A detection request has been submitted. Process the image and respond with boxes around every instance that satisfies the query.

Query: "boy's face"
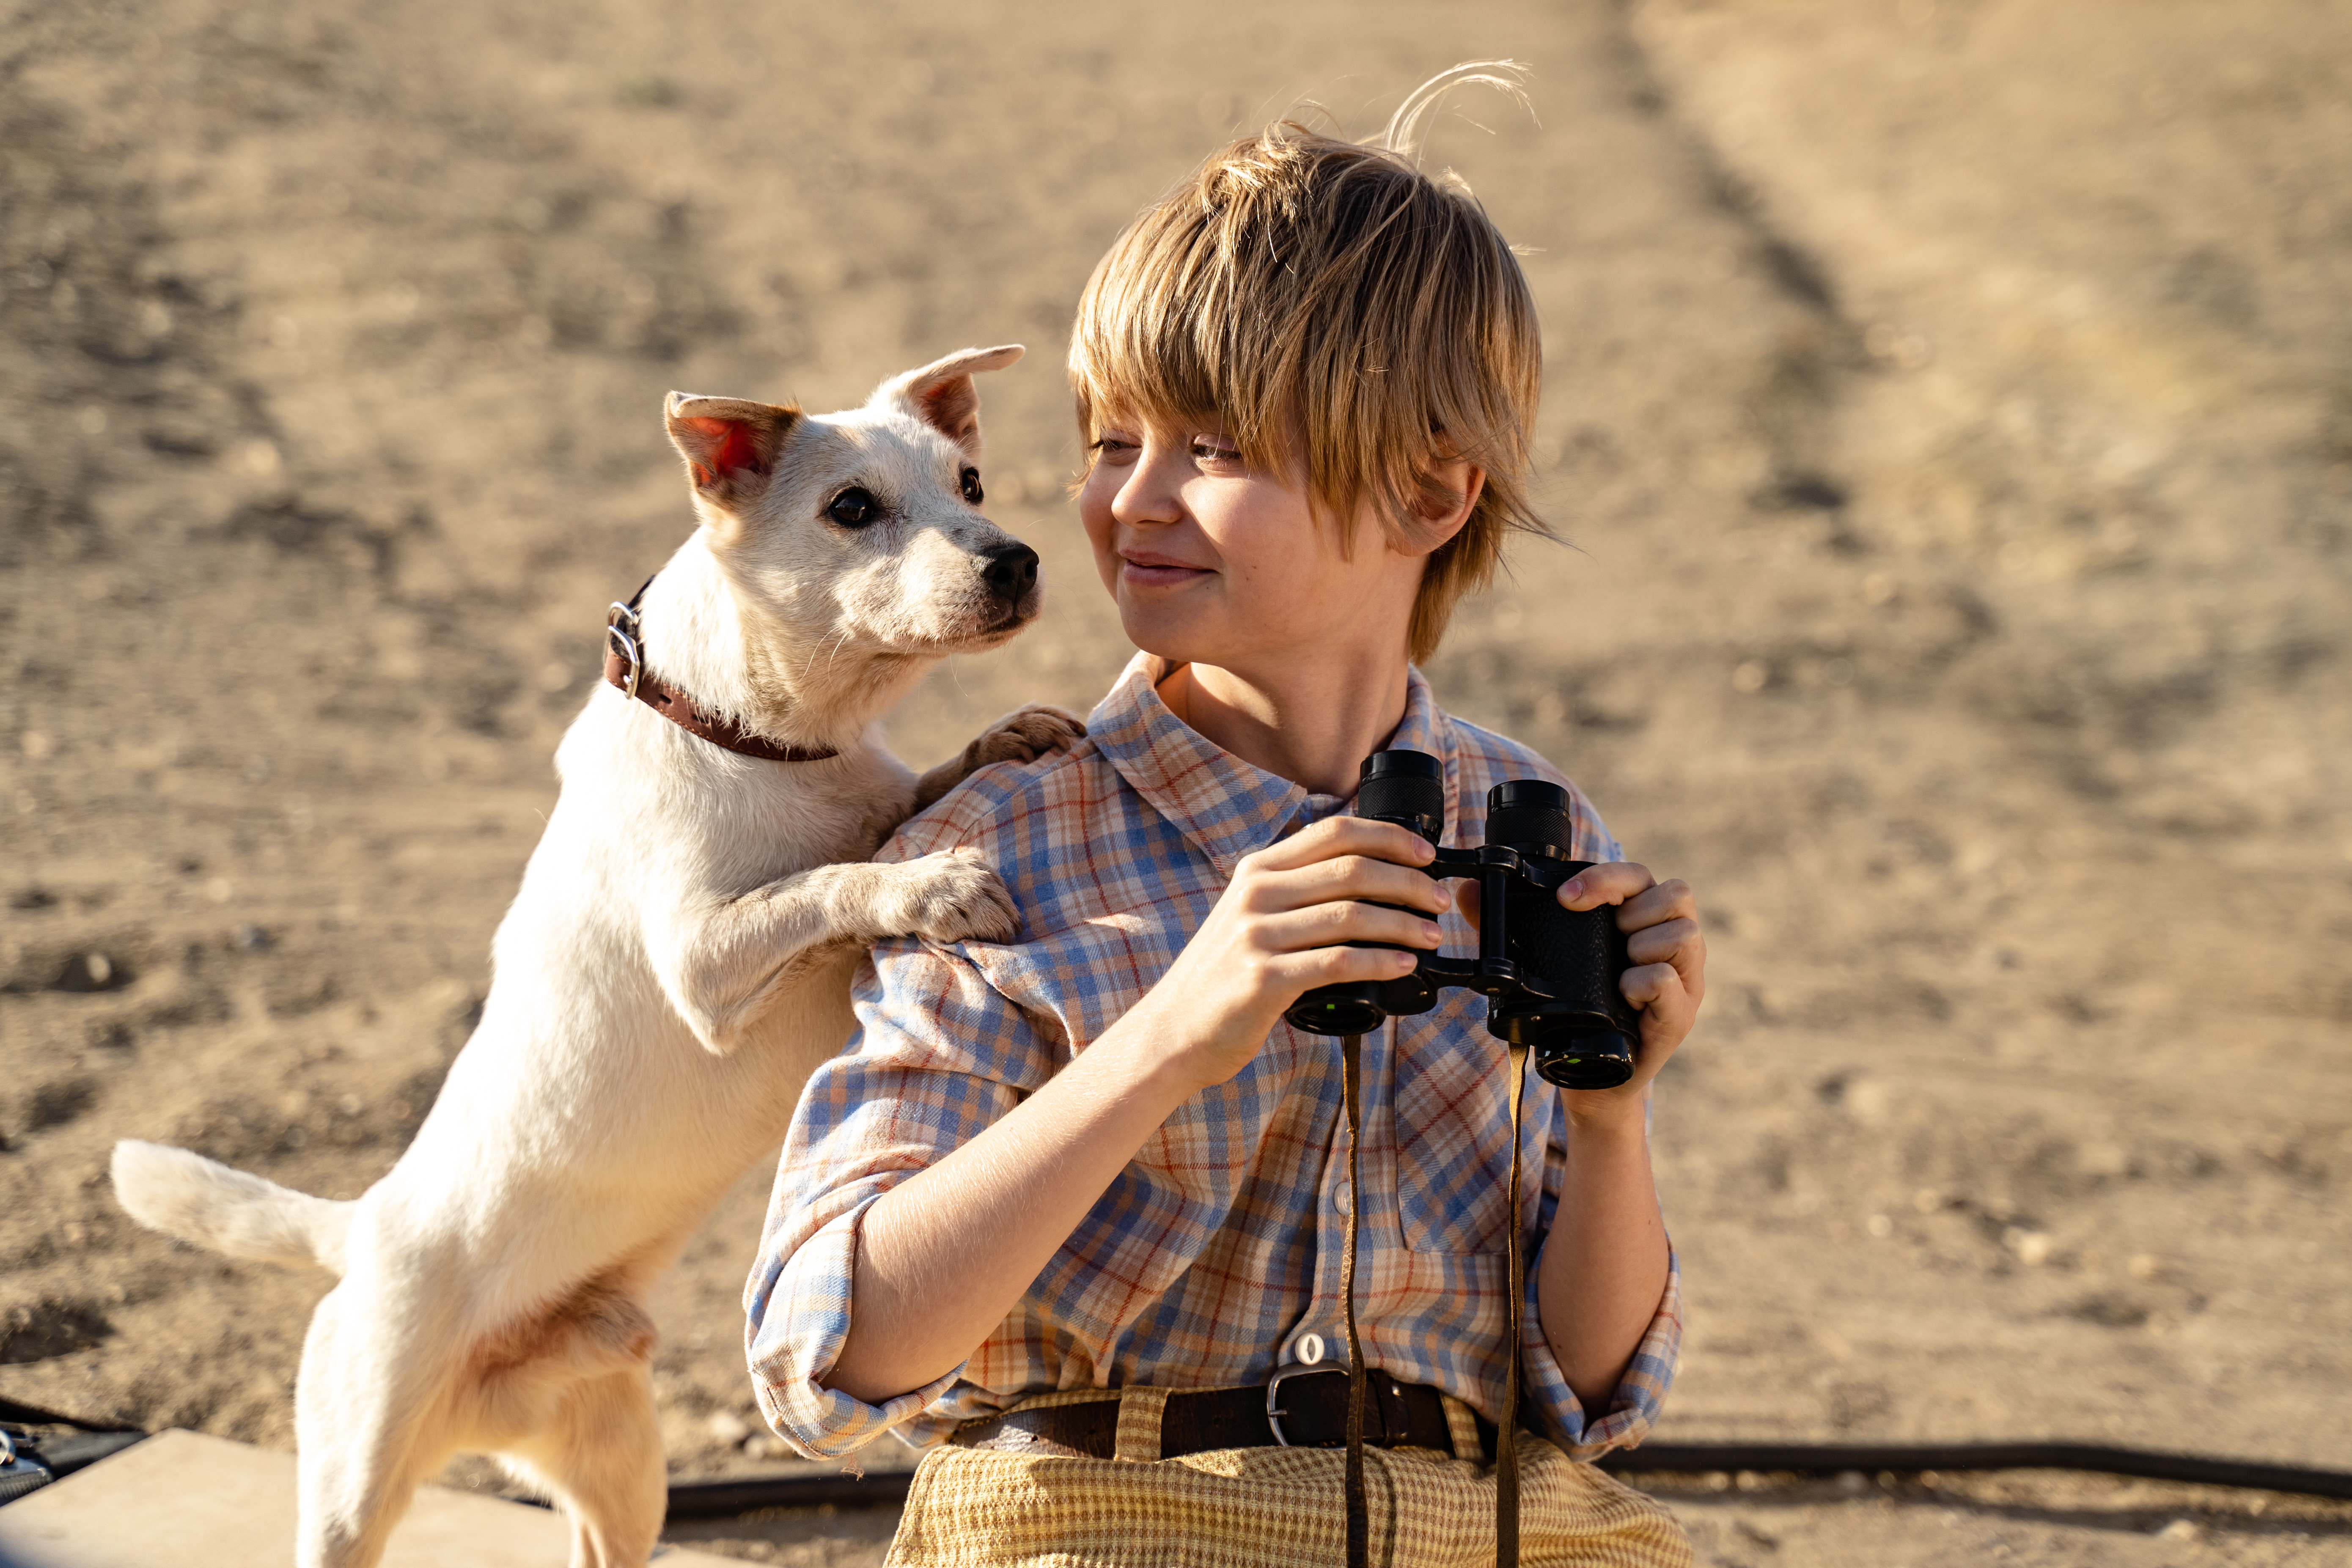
[1077,414,1431,681]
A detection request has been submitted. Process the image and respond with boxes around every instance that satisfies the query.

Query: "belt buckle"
[1264,1364,1349,1448]
[606,599,644,699]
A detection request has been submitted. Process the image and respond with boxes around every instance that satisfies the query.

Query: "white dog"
[112,345,1078,1568]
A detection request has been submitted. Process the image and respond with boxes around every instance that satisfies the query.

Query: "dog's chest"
[714,757,910,876]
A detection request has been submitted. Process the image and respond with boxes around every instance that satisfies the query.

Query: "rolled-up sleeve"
[743,930,1052,1459]
[1517,1122,1684,1459]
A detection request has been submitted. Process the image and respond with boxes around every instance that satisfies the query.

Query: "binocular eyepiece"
[1281,750,1642,1092]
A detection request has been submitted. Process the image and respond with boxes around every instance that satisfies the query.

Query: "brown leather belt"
[950,1372,1497,1462]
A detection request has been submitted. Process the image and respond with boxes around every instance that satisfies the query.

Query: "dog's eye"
[960,467,984,505]
[827,487,879,527]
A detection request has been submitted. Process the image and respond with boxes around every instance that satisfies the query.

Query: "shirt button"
[1296,1333,1326,1366]
[1333,1184,1352,1215]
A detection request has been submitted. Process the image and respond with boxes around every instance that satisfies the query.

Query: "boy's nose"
[1110,445,1192,528]
[978,542,1039,602]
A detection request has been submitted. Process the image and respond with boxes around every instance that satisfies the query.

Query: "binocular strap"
[1337,1034,1529,1568]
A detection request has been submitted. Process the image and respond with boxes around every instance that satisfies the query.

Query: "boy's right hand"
[1128,817,1450,1092]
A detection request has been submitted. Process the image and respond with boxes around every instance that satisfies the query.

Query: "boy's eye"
[1192,436,1242,462]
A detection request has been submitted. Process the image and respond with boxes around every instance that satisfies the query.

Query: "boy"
[747,69,1706,1566]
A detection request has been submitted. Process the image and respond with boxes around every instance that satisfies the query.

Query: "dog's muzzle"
[977,542,1039,606]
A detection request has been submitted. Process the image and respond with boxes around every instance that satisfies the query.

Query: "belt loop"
[1114,1387,1168,1463]
[1439,1392,1486,1462]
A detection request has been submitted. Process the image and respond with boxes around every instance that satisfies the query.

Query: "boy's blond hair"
[1069,65,1549,664]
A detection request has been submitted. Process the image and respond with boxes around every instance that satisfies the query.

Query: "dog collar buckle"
[606,597,646,700]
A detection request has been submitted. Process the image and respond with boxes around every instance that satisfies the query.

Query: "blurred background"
[2,1,2347,1561]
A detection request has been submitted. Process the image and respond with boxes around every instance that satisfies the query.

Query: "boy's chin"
[1113,604,1222,668]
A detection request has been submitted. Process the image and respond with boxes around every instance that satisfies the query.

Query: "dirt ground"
[3,0,2348,1562]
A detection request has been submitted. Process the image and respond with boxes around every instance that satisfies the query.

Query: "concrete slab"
[0,1431,739,1568]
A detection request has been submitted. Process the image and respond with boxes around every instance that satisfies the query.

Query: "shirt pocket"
[1389,999,1524,1256]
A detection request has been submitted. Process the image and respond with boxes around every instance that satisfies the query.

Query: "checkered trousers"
[745,654,1682,1462]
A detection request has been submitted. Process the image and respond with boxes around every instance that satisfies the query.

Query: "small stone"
[1731,660,1769,695]
[1734,1470,1762,1492]
[1912,1188,1942,1214]
[705,1411,752,1446]
[1867,1213,1894,1239]
[2155,1519,2201,1541]
[2127,1253,2161,1280]
[2003,1227,2054,1266]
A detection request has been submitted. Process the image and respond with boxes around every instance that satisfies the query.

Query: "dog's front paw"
[890,848,1020,946]
[964,704,1086,770]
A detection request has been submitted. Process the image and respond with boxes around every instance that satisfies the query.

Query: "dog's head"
[662,345,1040,666]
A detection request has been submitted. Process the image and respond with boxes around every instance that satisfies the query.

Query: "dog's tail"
[111,1140,354,1275]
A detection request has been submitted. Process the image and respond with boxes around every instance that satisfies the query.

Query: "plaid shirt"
[745,654,1681,1461]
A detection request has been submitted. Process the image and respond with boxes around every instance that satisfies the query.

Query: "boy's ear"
[1400,459,1485,556]
[869,344,1024,457]
[665,393,800,517]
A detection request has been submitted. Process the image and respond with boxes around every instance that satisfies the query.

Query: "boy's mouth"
[1118,549,1213,588]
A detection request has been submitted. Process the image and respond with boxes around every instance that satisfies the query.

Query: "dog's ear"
[869,344,1024,456]
[665,393,800,515]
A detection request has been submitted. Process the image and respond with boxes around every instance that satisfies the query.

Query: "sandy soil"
[3,0,2347,1561]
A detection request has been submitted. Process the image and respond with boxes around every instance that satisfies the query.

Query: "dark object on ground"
[0,1398,149,1505]
[664,1469,918,1520]
[1593,1442,2352,1501]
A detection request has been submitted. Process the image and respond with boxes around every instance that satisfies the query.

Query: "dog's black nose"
[978,542,1039,602]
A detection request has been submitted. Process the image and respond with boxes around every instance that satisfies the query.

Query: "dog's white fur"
[112,345,1080,1568]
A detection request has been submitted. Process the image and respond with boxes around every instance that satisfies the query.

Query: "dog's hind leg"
[291,1275,467,1568]
[500,1365,666,1568]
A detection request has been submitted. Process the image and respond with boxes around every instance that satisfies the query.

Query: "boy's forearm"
[1534,1104,1671,1416]
[822,1012,1199,1406]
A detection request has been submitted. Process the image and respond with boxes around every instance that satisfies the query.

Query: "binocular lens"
[1529,1028,1638,1091]
[1292,983,1391,1037]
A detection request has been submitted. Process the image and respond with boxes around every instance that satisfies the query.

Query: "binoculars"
[1280,749,1641,1091]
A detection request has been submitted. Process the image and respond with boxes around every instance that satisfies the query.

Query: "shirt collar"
[1086,652,1455,879]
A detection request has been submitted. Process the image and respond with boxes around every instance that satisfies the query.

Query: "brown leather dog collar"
[603,577,839,763]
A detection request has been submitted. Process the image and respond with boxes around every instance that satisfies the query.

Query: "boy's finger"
[1627,919,1707,1003]
[1626,917,1700,969]
[1614,878,1696,933]
[1248,816,1435,874]
[1279,853,1450,915]
[1621,961,1695,1040]
[1558,860,1655,912]
[1268,941,1425,998]
[1257,901,1447,956]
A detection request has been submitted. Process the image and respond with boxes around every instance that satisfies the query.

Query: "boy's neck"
[1160,658,1412,799]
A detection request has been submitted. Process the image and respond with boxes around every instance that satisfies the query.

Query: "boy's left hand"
[1466,862,1704,1116]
